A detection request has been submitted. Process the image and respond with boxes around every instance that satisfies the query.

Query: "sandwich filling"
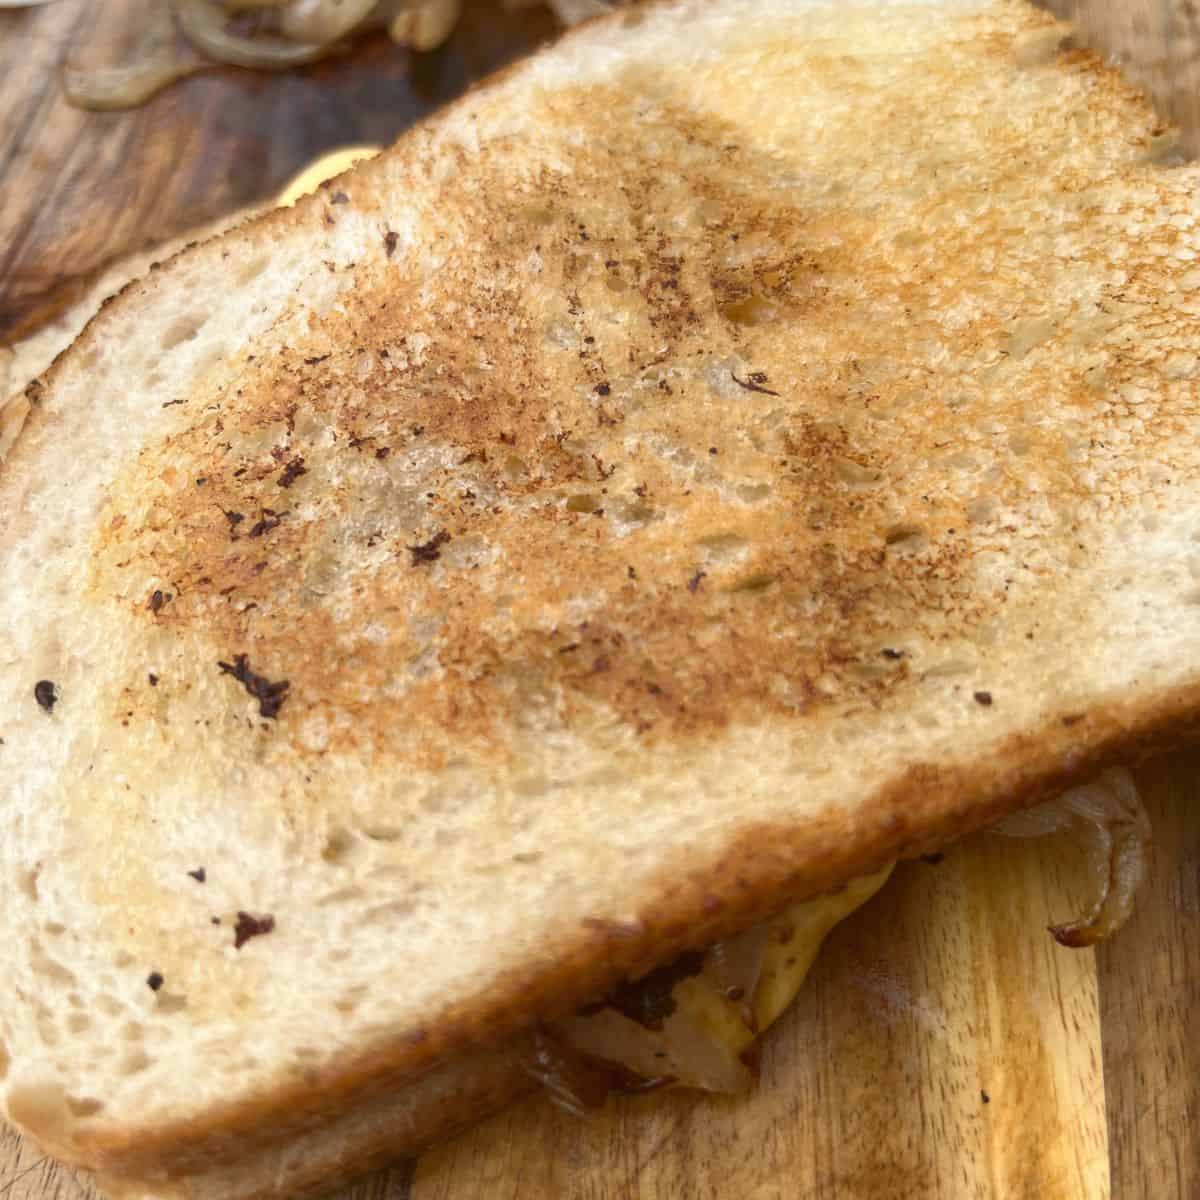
[530,769,1148,1111]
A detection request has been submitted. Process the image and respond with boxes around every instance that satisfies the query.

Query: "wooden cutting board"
[0,2,1197,1197]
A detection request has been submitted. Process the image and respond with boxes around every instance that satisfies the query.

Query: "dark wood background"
[0,0,558,343]
[0,2,1197,1197]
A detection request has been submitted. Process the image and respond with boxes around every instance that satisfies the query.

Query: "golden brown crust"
[92,98,942,766]
[83,49,1167,771]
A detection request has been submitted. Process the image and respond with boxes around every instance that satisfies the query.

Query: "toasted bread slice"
[0,144,374,463]
[2,0,1198,1195]
[0,208,262,465]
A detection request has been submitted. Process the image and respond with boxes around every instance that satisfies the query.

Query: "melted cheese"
[556,863,894,1093]
[275,145,381,207]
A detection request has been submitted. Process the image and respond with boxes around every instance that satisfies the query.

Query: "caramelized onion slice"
[556,973,755,1095]
[172,0,333,68]
[554,862,895,1098]
[66,0,468,111]
[989,803,1074,840]
[62,0,208,111]
[387,0,462,50]
[279,0,377,44]
[992,767,1151,947]
[62,55,207,111]
[520,1028,624,1117]
[1049,768,1151,947]
[548,0,614,24]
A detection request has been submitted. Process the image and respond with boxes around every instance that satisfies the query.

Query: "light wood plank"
[1097,754,1200,1200]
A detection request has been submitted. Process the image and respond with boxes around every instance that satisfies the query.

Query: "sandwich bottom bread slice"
[0,207,256,467]
[1,0,1196,1196]
[0,146,380,462]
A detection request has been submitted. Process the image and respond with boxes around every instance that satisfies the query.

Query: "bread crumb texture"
[1,0,1198,1180]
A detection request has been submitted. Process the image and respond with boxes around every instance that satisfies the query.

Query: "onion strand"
[280,0,377,44]
[991,767,1151,948]
[62,57,208,112]
[61,0,209,111]
[62,0,583,112]
[1048,768,1151,947]
[171,0,335,69]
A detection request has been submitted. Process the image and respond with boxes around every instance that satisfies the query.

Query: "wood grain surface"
[1,2,1198,1198]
